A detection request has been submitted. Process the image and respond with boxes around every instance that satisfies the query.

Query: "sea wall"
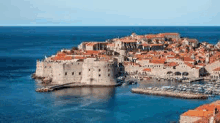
[63,61,83,83]
[35,58,118,86]
[36,60,44,77]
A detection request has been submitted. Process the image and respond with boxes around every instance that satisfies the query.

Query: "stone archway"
[182,72,189,76]
[175,72,181,76]
[167,71,173,75]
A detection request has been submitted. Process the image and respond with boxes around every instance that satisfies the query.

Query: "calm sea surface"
[0,26,220,123]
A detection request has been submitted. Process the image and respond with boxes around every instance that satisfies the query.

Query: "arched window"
[182,72,189,76]
[175,72,181,76]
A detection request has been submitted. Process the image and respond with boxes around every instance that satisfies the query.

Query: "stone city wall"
[35,58,118,86]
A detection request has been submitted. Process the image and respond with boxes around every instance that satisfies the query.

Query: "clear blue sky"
[0,0,219,26]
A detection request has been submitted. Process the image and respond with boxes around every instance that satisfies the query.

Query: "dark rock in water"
[42,77,52,84]
[31,73,46,82]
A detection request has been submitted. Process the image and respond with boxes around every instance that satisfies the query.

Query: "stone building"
[142,44,164,51]
[180,100,220,123]
[35,57,118,86]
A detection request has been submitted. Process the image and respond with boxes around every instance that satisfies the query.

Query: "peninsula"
[33,32,220,88]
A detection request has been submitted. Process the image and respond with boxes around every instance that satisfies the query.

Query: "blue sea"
[0,26,220,123]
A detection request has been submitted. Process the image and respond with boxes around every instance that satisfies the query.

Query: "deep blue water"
[0,26,220,123]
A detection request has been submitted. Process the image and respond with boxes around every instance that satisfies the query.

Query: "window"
[65,72,67,75]
[99,69,101,72]
[108,69,110,72]
[108,74,110,76]
[99,74,101,77]
[79,72,81,75]
[44,66,47,68]
[89,69,90,71]
[72,72,74,75]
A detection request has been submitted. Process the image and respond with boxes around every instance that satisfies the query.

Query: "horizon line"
[1,25,220,27]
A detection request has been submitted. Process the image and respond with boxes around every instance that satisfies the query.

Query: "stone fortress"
[34,32,220,86]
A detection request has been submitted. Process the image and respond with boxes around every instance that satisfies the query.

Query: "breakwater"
[131,88,208,99]
[36,82,122,92]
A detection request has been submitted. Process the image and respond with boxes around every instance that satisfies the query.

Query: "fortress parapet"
[35,57,118,86]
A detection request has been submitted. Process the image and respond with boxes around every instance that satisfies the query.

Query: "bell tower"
[205,53,210,64]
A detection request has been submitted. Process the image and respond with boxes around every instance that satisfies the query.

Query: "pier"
[181,77,204,83]
[36,82,122,92]
[131,88,208,99]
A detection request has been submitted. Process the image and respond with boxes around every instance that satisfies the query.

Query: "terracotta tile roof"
[197,63,206,67]
[86,42,98,46]
[181,110,213,117]
[213,67,220,71]
[195,104,220,112]
[145,34,164,39]
[159,33,179,36]
[52,52,73,60]
[150,59,166,64]
[142,44,163,47]
[166,62,179,67]
[184,62,194,68]
[181,100,220,122]
[183,57,194,62]
[142,68,151,72]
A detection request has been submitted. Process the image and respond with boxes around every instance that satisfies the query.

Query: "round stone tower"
[81,58,117,86]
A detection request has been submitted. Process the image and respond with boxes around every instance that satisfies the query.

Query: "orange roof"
[166,62,179,67]
[74,56,86,59]
[53,56,73,60]
[213,67,220,71]
[181,110,213,117]
[159,33,179,36]
[52,52,73,60]
[150,59,166,64]
[142,68,151,72]
[145,34,164,39]
[183,57,194,62]
[181,100,220,121]
[142,44,163,47]
[196,104,220,112]
[86,42,98,46]
[184,62,194,68]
